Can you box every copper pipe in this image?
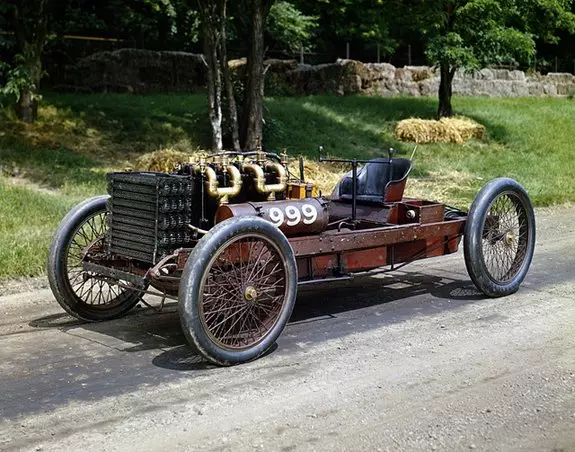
[242,162,288,200]
[242,162,266,193]
[264,162,288,195]
[195,163,242,203]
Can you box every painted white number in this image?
[285,205,301,226]
[268,204,318,228]
[268,207,285,227]
[301,204,318,225]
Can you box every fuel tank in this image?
[215,198,329,237]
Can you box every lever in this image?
[387,148,394,192]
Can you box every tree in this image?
[1,0,51,123]
[239,0,276,151]
[266,1,317,53]
[292,0,397,60]
[404,0,575,117]
[197,0,225,152]
[196,0,240,152]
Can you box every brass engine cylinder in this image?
[215,198,329,237]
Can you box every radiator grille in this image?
[106,172,195,263]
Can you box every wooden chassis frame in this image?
[85,199,467,289]
[290,217,465,282]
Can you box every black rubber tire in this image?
[464,178,536,297]
[47,195,143,321]
[178,216,298,366]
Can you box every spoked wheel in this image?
[179,216,297,366]
[47,196,144,321]
[464,178,536,297]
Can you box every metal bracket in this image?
[82,262,149,290]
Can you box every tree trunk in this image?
[10,1,49,124]
[241,0,273,151]
[16,90,38,124]
[220,5,241,153]
[202,17,223,152]
[438,63,456,118]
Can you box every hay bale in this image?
[395,117,485,144]
[65,48,206,94]
[134,148,199,172]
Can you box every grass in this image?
[1,92,574,280]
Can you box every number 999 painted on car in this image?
[215,197,329,237]
[269,204,318,227]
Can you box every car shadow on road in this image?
[27,271,483,372]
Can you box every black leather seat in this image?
[333,158,413,204]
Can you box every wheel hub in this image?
[244,285,258,302]
[503,230,516,247]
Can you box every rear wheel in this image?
[179,216,297,366]
[47,196,144,321]
[464,178,536,297]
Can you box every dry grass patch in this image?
[395,117,485,144]
[132,149,348,195]
[0,105,101,150]
[299,159,347,194]
[133,148,199,172]
[405,169,477,207]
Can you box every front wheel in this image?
[47,195,144,321]
[464,178,536,297]
[179,216,298,366]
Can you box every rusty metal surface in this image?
[82,262,149,289]
[384,179,407,202]
[343,247,389,272]
[288,218,466,258]
[327,200,391,224]
[396,202,445,225]
[216,198,329,237]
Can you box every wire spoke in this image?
[63,210,134,309]
[199,233,288,350]
[481,192,531,283]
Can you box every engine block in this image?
[105,151,311,264]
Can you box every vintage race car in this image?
[47,149,536,366]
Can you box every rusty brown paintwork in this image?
[288,219,465,258]
[215,197,329,237]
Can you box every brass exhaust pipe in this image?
[196,163,242,204]
[243,162,288,200]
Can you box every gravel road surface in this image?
[1,207,574,452]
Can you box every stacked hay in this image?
[134,148,198,172]
[395,117,485,144]
[65,49,206,93]
[300,159,348,194]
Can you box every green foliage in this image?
[267,1,318,52]
[0,55,42,104]
[519,0,575,44]
[416,0,575,71]
[427,33,479,70]
[292,0,398,57]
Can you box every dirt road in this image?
[1,207,574,452]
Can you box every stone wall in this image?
[61,49,575,98]
[270,59,575,98]
[60,48,205,94]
